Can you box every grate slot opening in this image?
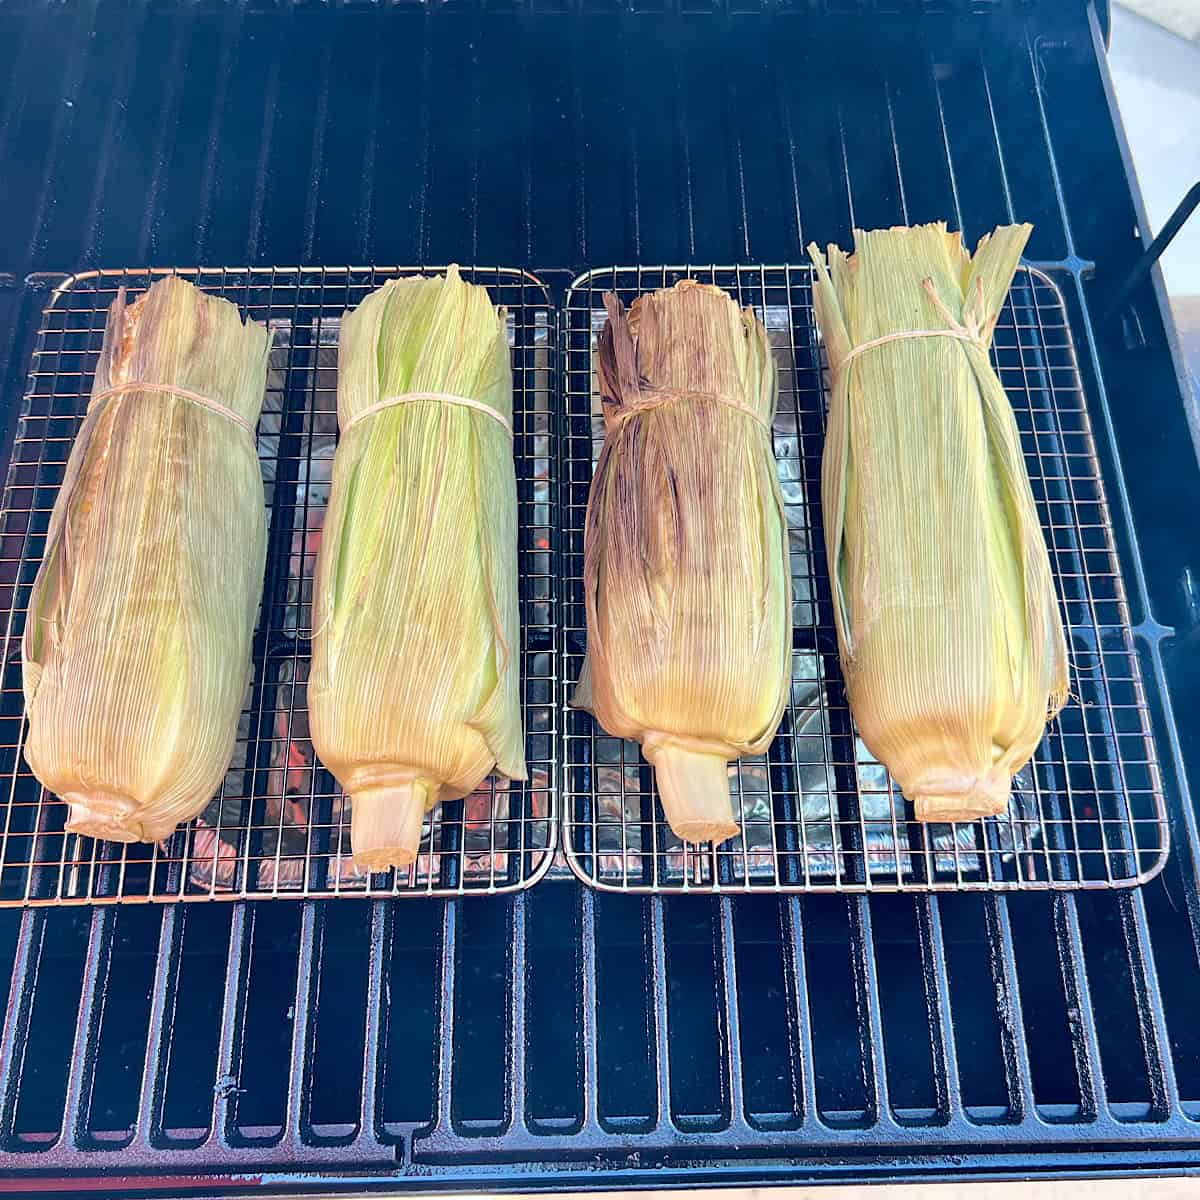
[871,899,940,1118]
[730,896,803,1129]
[159,905,226,1145]
[84,907,160,1147]
[943,896,1018,1121]
[1139,865,1200,1105]
[561,264,1169,895]
[1074,892,1155,1111]
[230,903,299,1144]
[1006,894,1084,1116]
[9,911,88,1148]
[593,893,656,1131]
[802,897,871,1126]
[450,899,511,1134]
[379,901,438,1135]
[663,900,727,1131]
[308,901,370,1141]
[527,888,584,1130]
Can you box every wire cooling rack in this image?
[561,264,1169,894]
[0,266,556,904]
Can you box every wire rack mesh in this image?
[0,266,557,905]
[561,264,1169,894]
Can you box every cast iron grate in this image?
[0,266,557,905]
[561,264,1169,894]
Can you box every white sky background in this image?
[1110,2,1200,299]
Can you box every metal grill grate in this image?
[0,266,557,905]
[561,264,1169,894]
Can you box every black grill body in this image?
[1,0,1200,1194]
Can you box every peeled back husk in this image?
[22,276,271,842]
[575,281,791,845]
[807,222,1069,823]
[309,266,526,872]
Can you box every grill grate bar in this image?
[413,19,434,265]
[134,11,193,266]
[0,9,33,173]
[1121,890,1181,1118]
[19,2,95,279]
[0,874,1162,1173]
[285,902,321,1142]
[77,3,144,267]
[210,903,251,1147]
[648,899,673,1127]
[1053,896,1104,1119]
[986,897,1037,1122]
[243,20,284,265]
[0,909,44,1144]
[302,44,332,265]
[134,905,180,1145]
[61,907,113,1148]
[978,59,1016,229]
[577,887,600,1132]
[358,900,388,1144]
[428,901,458,1145]
[356,30,384,266]
[191,8,242,265]
[781,897,819,1125]
[851,898,890,1124]
[918,897,964,1122]
[715,900,747,1129]
[507,897,529,1135]
[387,889,1200,1165]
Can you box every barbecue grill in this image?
[1,0,1199,1195]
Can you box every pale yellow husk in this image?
[309,266,526,871]
[807,222,1069,823]
[22,276,271,842]
[576,281,791,845]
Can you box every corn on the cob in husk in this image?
[22,276,271,842]
[576,281,791,845]
[309,266,526,871]
[807,222,1068,823]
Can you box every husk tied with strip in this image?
[808,223,1069,822]
[22,276,271,843]
[310,266,526,872]
[576,281,791,845]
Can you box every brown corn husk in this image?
[575,281,792,845]
[22,276,270,843]
[808,222,1069,823]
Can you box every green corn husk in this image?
[310,266,526,871]
[576,281,791,845]
[22,276,271,842]
[807,222,1069,823]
